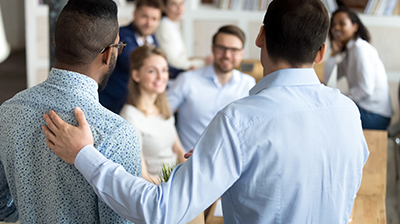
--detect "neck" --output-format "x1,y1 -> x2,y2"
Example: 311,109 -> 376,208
214,65 -> 234,86
137,91 -> 159,116
54,60 -> 98,81
262,60 -> 312,77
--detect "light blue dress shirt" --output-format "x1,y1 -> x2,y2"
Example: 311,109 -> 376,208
0,68 -> 141,223
167,64 -> 255,152
74,68 -> 369,224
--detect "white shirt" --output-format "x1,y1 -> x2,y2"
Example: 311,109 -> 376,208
155,17 -> 204,70
120,104 -> 177,175
134,32 -> 155,47
167,64 -> 256,152
75,68 -> 369,224
324,38 -> 393,118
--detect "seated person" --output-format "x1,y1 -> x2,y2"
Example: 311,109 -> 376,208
167,25 -> 256,152
323,6 -> 393,130
156,0 -> 213,78
99,0 -> 162,114
119,46 -> 186,183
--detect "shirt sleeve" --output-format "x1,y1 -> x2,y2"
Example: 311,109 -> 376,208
167,73 -> 189,112
95,124 -> 142,223
74,112 -> 243,224
0,161 -> 19,222
347,48 -> 376,102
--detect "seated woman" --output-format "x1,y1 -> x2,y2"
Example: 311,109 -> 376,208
119,46 -> 186,183
323,6 -> 393,130
155,0 -> 212,78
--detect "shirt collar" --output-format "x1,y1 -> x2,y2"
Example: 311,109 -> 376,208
203,64 -> 241,85
346,38 -> 357,50
163,17 -> 180,29
134,32 -> 155,47
46,68 -> 99,101
249,68 -> 320,96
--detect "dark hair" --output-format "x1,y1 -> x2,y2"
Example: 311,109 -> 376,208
127,46 -> 172,119
212,25 -> 246,48
136,0 -> 163,11
54,0 -> 119,65
329,6 -> 371,44
263,0 -> 329,67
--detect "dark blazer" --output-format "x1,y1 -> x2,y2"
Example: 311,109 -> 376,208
99,23 -> 158,114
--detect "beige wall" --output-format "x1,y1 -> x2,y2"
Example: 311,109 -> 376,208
0,0 -> 25,51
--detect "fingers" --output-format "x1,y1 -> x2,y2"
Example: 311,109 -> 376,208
184,149 -> 194,159
49,110 -> 67,130
42,125 -> 56,145
43,113 -> 59,134
74,107 -> 89,129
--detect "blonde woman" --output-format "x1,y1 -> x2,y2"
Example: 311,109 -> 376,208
119,46 -> 186,184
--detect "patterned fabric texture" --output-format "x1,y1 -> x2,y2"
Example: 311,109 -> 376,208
0,68 -> 141,223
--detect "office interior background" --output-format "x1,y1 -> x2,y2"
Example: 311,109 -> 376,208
0,0 -> 400,223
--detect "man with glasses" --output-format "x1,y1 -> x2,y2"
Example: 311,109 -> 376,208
167,25 -> 255,152
99,0 -> 162,114
0,0 -> 139,223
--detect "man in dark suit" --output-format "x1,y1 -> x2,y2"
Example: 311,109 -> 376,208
99,0 -> 162,114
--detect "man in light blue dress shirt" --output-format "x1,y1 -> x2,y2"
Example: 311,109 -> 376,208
0,0 -> 141,223
168,25 -> 256,152
42,0 -> 369,223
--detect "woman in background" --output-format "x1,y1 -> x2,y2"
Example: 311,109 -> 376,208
155,0 -> 213,78
323,6 -> 393,130
119,46 -> 186,184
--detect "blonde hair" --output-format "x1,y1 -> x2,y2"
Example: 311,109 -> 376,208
126,46 -> 172,119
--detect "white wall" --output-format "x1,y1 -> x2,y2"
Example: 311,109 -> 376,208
0,0 -> 25,51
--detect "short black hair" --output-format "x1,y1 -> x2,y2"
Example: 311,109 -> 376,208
263,0 -> 329,67
55,0 -> 119,65
212,25 -> 246,48
329,6 -> 370,44
136,0 -> 163,10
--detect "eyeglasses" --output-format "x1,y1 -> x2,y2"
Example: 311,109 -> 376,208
214,44 -> 243,55
99,40 -> 127,55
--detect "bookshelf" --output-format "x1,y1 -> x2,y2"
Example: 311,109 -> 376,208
25,0 -> 400,87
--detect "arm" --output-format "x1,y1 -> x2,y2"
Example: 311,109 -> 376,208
141,153 -> 160,185
346,48 -> 376,102
0,162 -> 19,222
42,107 -> 242,223
167,73 -> 188,112
172,133 -> 186,164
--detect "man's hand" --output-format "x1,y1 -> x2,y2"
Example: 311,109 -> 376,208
42,107 -> 94,164
184,149 -> 193,159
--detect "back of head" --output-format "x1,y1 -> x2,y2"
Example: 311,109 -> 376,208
55,0 -> 118,66
263,0 -> 329,67
212,25 -> 246,47
136,0 -> 163,10
329,6 -> 370,43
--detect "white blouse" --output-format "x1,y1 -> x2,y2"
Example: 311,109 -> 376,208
324,38 -> 393,118
120,104 -> 177,175
155,17 -> 204,70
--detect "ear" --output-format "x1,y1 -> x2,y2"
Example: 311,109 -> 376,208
133,8 -> 137,19
314,43 -> 327,64
131,69 -> 140,83
255,26 -> 265,48
102,47 -> 113,65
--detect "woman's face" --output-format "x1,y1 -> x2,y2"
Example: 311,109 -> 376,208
331,12 -> 358,45
132,55 -> 169,95
164,0 -> 185,22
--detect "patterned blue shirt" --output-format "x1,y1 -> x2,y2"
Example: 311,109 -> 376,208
0,68 -> 141,223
